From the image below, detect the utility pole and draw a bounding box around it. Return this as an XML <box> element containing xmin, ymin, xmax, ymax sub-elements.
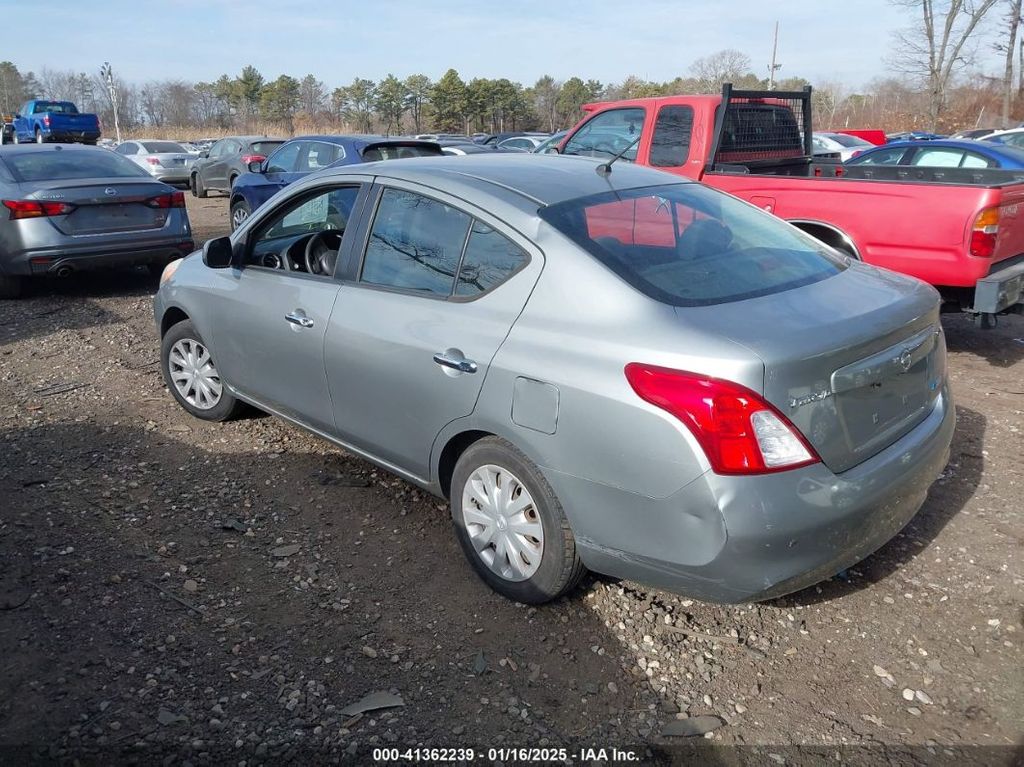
<box><xmin>768</xmin><ymin>21</ymin><xmax>781</xmax><ymax>90</ymax></box>
<box><xmin>100</xmin><ymin>62</ymin><xmax>122</xmax><ymax>143</ymax></box>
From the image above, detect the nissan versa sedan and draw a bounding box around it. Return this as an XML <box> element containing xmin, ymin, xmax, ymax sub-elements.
<box><xmin>154</xmin><ymin>155</ymin><xmax>955</xmax><ymax>604</ymax></box>
<box><xmin>0</xmin><ymin>144</ymin><xmax>194</xmax><ymax>298</ymax></box>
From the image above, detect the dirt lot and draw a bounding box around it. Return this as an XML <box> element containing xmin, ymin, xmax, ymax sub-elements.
<box><xmin>1</xmin><ymin>194</ymin><xmax>1022</xmax><ymax>764</ymax></box>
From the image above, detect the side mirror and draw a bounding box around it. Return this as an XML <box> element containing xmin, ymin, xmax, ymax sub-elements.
<box><xmin>202</xmin><ymin>236</ymin><xmax>233</xmax><ymax>269</ymax></box>
<box><xmin>248</xmin><ymin>160</ymin><xmax>263</xmax><ymax>173</ymax></box>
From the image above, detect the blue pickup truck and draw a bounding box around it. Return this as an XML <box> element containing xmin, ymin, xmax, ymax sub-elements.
<box><xmin>11</xmin><ymin>100</ymin><xmax>101</xmax><ymax>145</ymax></box>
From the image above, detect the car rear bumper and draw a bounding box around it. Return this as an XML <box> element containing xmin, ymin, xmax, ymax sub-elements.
<box><xmin>148</xmin><ymin>168</ymin><xmax>191</xmax><ymax>183</ymax></box>
<box><xmin>44</xmin><ymin>129</ymin><xmax>102</xmax><ymax>142</ymax></box>
<box><xmin>551</xmin><ymin>382</ymin><xmax>955</xmax><ymax>603</ymax></box>
<box><xmin>1</xmin><ymin>238</ymin><xmax>195</xmax><ymax>276</ymax></box>
<box><xmin>971</xmin><ymin>254</ymin><xmax>1024</xmax><ymax>314</ymax></box>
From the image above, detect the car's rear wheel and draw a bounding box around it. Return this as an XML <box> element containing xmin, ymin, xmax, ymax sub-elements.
<box><xmin>0</xmin><ymin>274</ymin><xmax>24</xmax><ymax>299</ymax></box>
<box><xmin>230</xmin><ymin>199</ymin><xmax>251</xmax><ymax>231</ymax></box>
<box><xmin>451</xmin><ymin>437</ymin><xmax>586</xmax><ymax>604</ymax></box>
<box><xmin>35</xmin><ymin>129</ymin><xmax>43</xmax><ymax>144</ymax></box>
<box><xmin>228</xmin><ymin>173</ymin><xmax>238</xmax><ymax>191</ymax></box>
<box><xmin>192</xmin><ymin>173</ymin><xmax>207</xmax><ymax>199</ymax></box>
<box><xmin>161</xmin><ymin>319</ymin><xmax>244</xmax><ymax>422</ymax></box>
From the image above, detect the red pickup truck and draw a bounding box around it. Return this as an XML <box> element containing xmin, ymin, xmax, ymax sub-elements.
<box><xmin>557</xmin><ymin>85</ymin><xmax>1024</xmax><ymax>327</ymax></box>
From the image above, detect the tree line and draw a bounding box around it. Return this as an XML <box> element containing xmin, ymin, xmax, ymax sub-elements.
<box><xmin>4</xmin><ymin>1</ymin><xmax>1024</xmax><ymax>139</ymax></box>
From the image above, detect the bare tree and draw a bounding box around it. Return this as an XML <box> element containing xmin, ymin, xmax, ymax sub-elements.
<box><xmin>890</xmin><ymin>0</ymin><xmax>1001</xmax><ymax>130</ymax></box>
<box><xmin>995</xmin><ymin>0</ymin><xmax>1022</xmax><ymax>123</ymax></box>
<box><xmin>690</xmin><ymin>49</ymin><xmax>753</xmax><ymax>92</ymax></box>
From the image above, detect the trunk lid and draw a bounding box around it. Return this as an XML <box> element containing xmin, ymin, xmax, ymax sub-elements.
<box><xmin>148</xmin><ymin>152</ymin><xmax>193</xmax><ymax>169</ymax></box>
<box><xmin>26</xmin><ymin>178</ymin><xmax>174</xmax><ymax>235</ymax></box>
<box><xmin>677</xmin><ymin>264</ymin><xmax>946</xmax><ymax>474</ymax></box>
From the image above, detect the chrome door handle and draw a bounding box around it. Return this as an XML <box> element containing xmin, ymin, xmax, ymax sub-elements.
<box><xmin>433</xmin><ymin>352</ymin><xmax>478</xmax><ymax>374</ymax></box>
<box><xmin>285</xmin><ymin>312</ymin><xmax>314</xmax><ymax>328</ymax></box>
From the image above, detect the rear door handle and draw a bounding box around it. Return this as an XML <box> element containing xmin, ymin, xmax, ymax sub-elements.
<box><xmin>433</xmin><ymin>352</ymin><xmax>478</xmax><ymax>374</ymax></box>
<box><xmin>285</xmin><ymin>311</ymin><xmax>314</xmax><ymax>328</ymax></box>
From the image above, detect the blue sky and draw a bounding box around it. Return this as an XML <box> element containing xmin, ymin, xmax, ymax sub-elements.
<box><xmin>0</xmin><ymin>0</ymin><xmax>1004</xmax><ymax>89</ymax></box>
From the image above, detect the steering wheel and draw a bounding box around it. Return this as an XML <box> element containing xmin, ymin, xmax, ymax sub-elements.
<box><xmin>304</xmin><ymin>230</ymin><xmax>343</xmax><ymax>276</ymax></box>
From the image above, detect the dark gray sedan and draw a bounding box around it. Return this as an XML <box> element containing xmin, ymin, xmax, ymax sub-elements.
<box><xmin>154</xmin><ymin>155</ymin><xmax>954</xmax><ymax>604</ymax></box>
<box><xmin>0</xmin><ymin>145</ymin><xmax>194</xmax><ymax>298</ymax></box>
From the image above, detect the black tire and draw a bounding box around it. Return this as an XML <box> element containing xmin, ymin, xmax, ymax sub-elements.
<box><xmin>230</xmin><ymin>198</ymin><xmax>251</xmax><ymax>231</ymax></box>
<box><xmin>160</xmin><ymin>319</ymin><xmax>244</xmax><ymax>422</ymax></box>
<box><xmin>193</xmin><ymin>172</ymin><xmax>208</xmax><ymax>199</ymax></box>
<box><xmin>0</xmin><ymin>274</ymin><xmax>24</xmax><ymax>299</ymax></box>
<box><xmin>147</xmin><ymin>262</ymin><xmax>167</xmax><ymax>279</ymax></box>
<box><xmin>228</xmin><ymin>173</ymin><xmax>238</xmax><ymax>191</ymax></box>
<box><xmin>450</xmin><ymin>437</ymin><xmax>586</xmax><ymax>604</ymax></box>
<box><xmin>35</xmin><ymin>129</ymin><xmax>44</xmax><ymax>144</ymax></box>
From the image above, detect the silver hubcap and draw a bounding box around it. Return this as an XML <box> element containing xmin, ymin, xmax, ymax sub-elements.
<box><xmin>232</xmin><ymin>207</ymin><xmax>247</xmax><ymax>226</ymax></box>
<box><xmin>462</xmin><ymin>464</ymin><xmax>544</xmax><ymax>582</ymax></box>
<box><xmin>169</xmin><ymin>338</ymin><xmax>222</xmax><ymax>410</ymax></box>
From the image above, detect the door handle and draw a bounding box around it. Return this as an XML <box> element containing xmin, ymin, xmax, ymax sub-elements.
<box><xmin>285</xmin><ymin>312</ymin><xmax>314</xmax><ymax>328</ymax></box>
<box><xmin>433</xmin><ymin>352</ymin><xmax>478</xmax><ymax>374</ymax></box>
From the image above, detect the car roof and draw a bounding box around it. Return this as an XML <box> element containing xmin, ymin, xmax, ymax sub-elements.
<box><xmin>320</xmin><ymin>153</ymin><xmax>691</xmax><ymax>207</ymax></box>
<box><xmin>879</xmin><ymin>139</ymin><xmax>1007</xmax><ymax>151</ymax></box>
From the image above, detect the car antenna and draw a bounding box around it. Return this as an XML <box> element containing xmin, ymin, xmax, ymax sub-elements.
<box><xmin>596</xmin><ymin>135</ymin><xmax>641</xmax><ymax>177</ymax></box>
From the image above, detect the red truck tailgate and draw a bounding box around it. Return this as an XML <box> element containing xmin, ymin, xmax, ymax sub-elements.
<box><xmin>989</xmin><ymin>184</ymin><xmax>1024</xmax><ymax>265</ymax></box>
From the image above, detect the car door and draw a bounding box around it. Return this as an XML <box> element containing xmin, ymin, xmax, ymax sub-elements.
<box><xmin>260</xmin><ymin>140</ymin><xmax>304</xmax><ymax>199</ymax></box>
<box><xmin>325</xmin><ymin>181</ymin><xmax>542</xmax><ymax>480</ymax></box>
<box><xmin>204</xmin><ymin>182</ymin><xmax>368</xmax><ymax>431</ymax></box>
<box><xmin>208</xmin><ymin>139</ymin><xmax>238</xmax><ymax>190</ymax></box>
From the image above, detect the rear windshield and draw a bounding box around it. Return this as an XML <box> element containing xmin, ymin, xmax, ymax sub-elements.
<box><xmin>1</xmin><ymin>149</ymin><xmax>151</xmax><ymax>182</ymax></box>
<box><xmin>539</xmin><ymin>183</ymin><xmax>846</xmax><ymax>307</ymax></box>
<box><xmin>249</xmin><ymin>141</ymin><xmax>283</xmax><ymax>155</ymax></box>
<box><xmin>140</xmin><ymin>141</ymin><xmax>187</xmax><ymax>153</ymax></box>
<box><xmin>360</xmin><ymin>143</ymin><xmax>442</xmax><ymax>161</ymax></box>
<box><xmin>827</xmin><ymin>133</ymin><xmax>872</xmax><ymax>148</ymax></box>
<box><xmin>34</xmin><ymin>101</ymin><xmax>78</xmax><ymax>114</ymax></box>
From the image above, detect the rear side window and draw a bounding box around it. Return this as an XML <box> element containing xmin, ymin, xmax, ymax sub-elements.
<box><xmin>455</xmin><ymin>221</ymin><xmax>529</xmax><ymax>296</ymax></box>
<box><xmin>360</xmin><ymin>144</ymin><xmax>442</xmax><ymax>161</ymax></box>
<box><xmin>539</xmin><ymin>183</ymin><xmax>845</xmax><ymax>307</ymax></box>
<box><xmin>847</xmin><ymin>146</ymin><xmax>907</xmax><ymax>165</ymax></box>
<box><xmin>719</xmin><ymin>105</ymin><xmax>801</xmax><ymax>154</ymax></box>
<box><xmin>562</xmin><ymin>107</ymin><xmax>645</xmax><ymax>161</ymax></box>
<box><xmin>1</xmin><ymin>150</ymin><xmax>150</xmax><ymax>182</ymax></box>
<box><xmin>249</xmin><ymin>141</ymin><xmax>282</xmax><ymax>156</ymax></box>
<box><xmin>361</xmin><ymin>189</ymin><xmax>471</xmax><ymax>295</ymax></box>
<box><xmin>650</xmin><ymin>105</ymin><xmax>694</xmax><ymax>167</ymax></box>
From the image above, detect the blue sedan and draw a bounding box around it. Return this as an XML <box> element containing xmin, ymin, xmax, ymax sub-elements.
<box><xmin>229</xmin><ymin>136</ymin><xmax>442</xmax><ymax>230</ymax></box>
<box><xmin>845</xmin><ymin>139</ymin><xmax>1024</xmax><ymax>170</ymax></box>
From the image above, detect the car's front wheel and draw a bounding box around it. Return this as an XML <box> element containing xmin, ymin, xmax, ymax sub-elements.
<box><xmin>230</xmin><ymin>199</ymin><xmax>251</xmax><ymax>231</ymax></box>
<box><xmin>451</xmin><ymin>437</ymin><xmax>586</xmax><ymax>604</ymax></box>
<box><xmin>161</xmin><ymin>319</ymin><xmax>244</xmax><ymax>422</ymax></box>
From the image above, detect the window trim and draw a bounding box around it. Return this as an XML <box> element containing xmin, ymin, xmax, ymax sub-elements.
<box><xmin>348</xmin><ymin>182</ymin><xmax>534</xmax><ymax>303</ymax></box>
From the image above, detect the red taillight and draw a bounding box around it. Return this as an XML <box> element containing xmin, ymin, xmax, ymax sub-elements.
<box><xmin>969</xmin><ymin>207</ymin><xmax>999</xmax><ymax>258</ymax></box>
<box><xmin>2</xmin><ymin>199</ymin><xmax>76</xmax><ymax>220</ymax></box>
<box><xmin>240</xmin><ymin>154</ymin><xmax>265</xmax><ymax>165</ymax></box>
<box><xmin>43</xmin><ymin>115</ymin><xmax>50</xmax><ymax>127</ymax></box>
<box><xmin>624</xmin><ymin>364</ymin><xmax>819</xmax><ymax>475</ymax></box>
<box><xmin>146</xmin><ymin>157</ymin><xmax>161</xmax><ymax>165</ymax></box>
<box><xmin>145</xmin><ymin>192</ymin><xmax>186</xmax><ymax>209</ymax></box>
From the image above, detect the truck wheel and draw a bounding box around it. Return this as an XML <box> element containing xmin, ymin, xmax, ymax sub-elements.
<box><xmin>35</xmin><ymin>129</ymin><xmax>44</xmax><ymax>144</ymax></box>
<box><xmin>13</xmin><ymin>132</ymin><xmax>20</xmax><ymax>145</ymax></box>
<box><xmin>0</xmin><ymin>274</ymin><xmax>25</xmax><ymax>299</ymax></box>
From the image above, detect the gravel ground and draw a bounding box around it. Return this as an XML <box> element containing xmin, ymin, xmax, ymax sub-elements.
<box><xmin>0</xmin><ymin>194</ymin><xmax>1021</xmax><ymax>764</ymax></box>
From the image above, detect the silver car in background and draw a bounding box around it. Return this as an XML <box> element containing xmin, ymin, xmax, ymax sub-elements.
<box><xmin>0</xmin><ymin>144</ymin><xmax>194</xmax><ymax>298</ymax></box>
<box><xmin>154</xmin><ymin>155</ymin><xmax>954</xmax><ymax>605</ymax></box>
<box><xmin>114</xmin><ymin>140</ymin><xmax>195</xmax><ymax>186</ymax></box>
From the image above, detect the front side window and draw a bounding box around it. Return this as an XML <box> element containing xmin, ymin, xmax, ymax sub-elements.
<box><xmin>208</xmin><ymin>140</ymin><xmax>226</xmax><ymax>158</ymax></box>
<box><xmin>562</xmin><ymin>107</ymin><xmax>645</xmax><ymax>161</ymax></box>
<box><xmin>266</xmin><ymin>141</ymin><xmax>302</xmax><ymax>173</ymax></box>
<box><xmin>539</xmin><ymin>183</ymin><xmax>845</xmax><ymax>307</ymax></box>
<box><xmin>361</xmin><ymin>189</ymin><xmax>471</xmax><ymax>295</ymax></box>
<box><xmin>910</xmin><ymin>148</ymin><xmax>965</xmax><ymax>167</ymax></box>
<box><xmin>650</xmin><ymin>105</ymin><xmax>694</xmax><ymax>167</ymax></box>
<box><xmin>299</xmin><ymin>142</ymin><xmax>342</xmax><ymax>171</ymax></box>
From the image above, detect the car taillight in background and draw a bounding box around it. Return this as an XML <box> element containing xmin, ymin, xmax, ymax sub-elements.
<box><xmin>624</xmin><ymin>363</ymin><xmax>819</xmax><ymax>475</ymax></box>
<box><xmin>969</xmin><ymin>207</ymin><xmax>999</xmax><ymax>257</ymax></box>
<box><xmin>2</xmin><ymin>199</ymin><xmax>76</xmax><ymax>219</ymax></box>
<box><xmin>146</xmin><ymin>157</ymin><xmax>161</xmax><ymax>165</ymax></box>
<box><xmin>145</xmin><ymin>192</ymin><xmax>186</xmax><ymax>209</ymax></box>
<box><xmin>240</xmin><ymin>154</ymin><xmax>266</xmax><ymax>165</ymax></box>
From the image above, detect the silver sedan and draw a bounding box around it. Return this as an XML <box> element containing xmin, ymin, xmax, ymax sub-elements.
<box><xmin>0</xmin><ymin>144</ymin><xmax>195</xmax><ymax>298</ymax></box>
<box><xmin>114</xmin><ymin>140</ymin><xmax>195</xmax><ymax>186</ymax></box>
<box><xmin>154</xmin><ymin>155</ymin><xmax>954</xmax><ymax>604</ymax></box>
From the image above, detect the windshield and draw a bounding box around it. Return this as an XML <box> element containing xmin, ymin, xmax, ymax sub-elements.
<box><xmin>141</xmin><ymin>141</ymin><xmax>187</xmax><ymax>153</ymax></box>
<box><xmin>249</xmin><ymin>141</ymin><xmax>284</xmax><ymax>155</ymax></box>
<box><xmin>1</xmin><ymin>149</ymin><xmax>151</xmax><ymax>182</ymax></box>
<box><xmin>827</xmin><ymin>134</ymin><xmax>873</xmax><ymax>148</ymax></box>
<box><xmin>539</xmin><ymin>183</ymin><xmax>846</xmax><ymax>307</ymax></box>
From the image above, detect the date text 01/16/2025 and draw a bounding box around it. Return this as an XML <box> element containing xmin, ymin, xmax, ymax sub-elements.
<box><xmin>372</xmin><ymin>746</ymin><xmax>641</xmax><ymax>762</ymax></box>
